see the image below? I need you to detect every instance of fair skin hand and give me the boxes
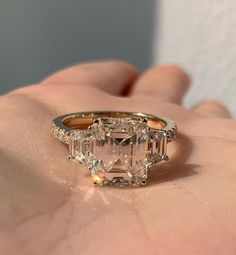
[0,61,235,255]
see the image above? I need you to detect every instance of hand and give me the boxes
[0,61,235,255]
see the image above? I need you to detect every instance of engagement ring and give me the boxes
[51,112,176,187]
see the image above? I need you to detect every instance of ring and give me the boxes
[51,111,177,186]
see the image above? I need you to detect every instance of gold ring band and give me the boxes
[51,111,177,144]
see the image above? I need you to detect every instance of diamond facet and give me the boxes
[89,117,149,186]
[69,117,167,186]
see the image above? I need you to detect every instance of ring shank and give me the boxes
[51,111,177,143]
[63,112,166,130]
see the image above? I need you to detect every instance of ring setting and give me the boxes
[51,112,176,187]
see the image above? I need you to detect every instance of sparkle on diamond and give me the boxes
[69,117,167,186]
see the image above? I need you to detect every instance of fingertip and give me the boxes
[103,60,140,77]
[99,60,139,96]
[163,64,190,82]
[131,63,190,104]
[149,64,191,88]
[192,100,231,119]
[40,59,140,96]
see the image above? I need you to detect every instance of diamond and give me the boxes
[148,130,168,165]
[89,117,149,186]
[69,130,95,167]
[69,117,167,186]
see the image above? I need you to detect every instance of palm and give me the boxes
[0,61,235,255]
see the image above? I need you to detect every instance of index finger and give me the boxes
[42,60,139,96]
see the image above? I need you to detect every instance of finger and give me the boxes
[41,60,139,96]
[192,100,231,119]
[131,64,190,104]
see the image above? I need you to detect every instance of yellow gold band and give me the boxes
[51,111,177,144]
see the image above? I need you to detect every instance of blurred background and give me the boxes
[0,0,236,116]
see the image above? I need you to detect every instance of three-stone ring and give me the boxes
[51,111,177,187]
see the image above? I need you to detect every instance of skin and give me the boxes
[0,60,235,255]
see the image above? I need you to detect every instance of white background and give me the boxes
[155,0,236,116]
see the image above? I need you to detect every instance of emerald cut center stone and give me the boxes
[69,117,167,186]
[90,117,149,186]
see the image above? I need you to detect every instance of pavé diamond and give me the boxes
[69,117,167,186]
